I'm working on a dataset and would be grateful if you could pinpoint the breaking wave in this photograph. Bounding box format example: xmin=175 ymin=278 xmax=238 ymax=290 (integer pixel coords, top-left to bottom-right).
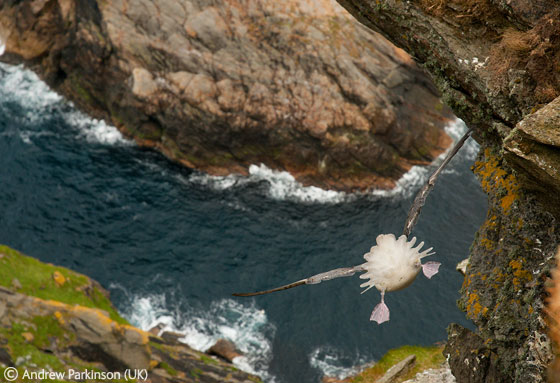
xmin=0 ymin=62 xmax=130 ymax=146
xmin=309 ymin=346 xmax=369 ymax=380
xmin=189 ymin=118 xmax=478 ymax=203
xmin=115 ymin=291 xmax=276 ymax=382
xmin=189 ymin=163 xmax=352 ymax=204
xmin=370 ymin=118 xmax=478 ymax=199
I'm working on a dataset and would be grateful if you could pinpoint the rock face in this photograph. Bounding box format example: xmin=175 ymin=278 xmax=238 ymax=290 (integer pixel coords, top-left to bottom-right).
xmin=329 ymin=0 xmax=560 ymax=381
xmin=0 ymin=286 xmax=152 ymax=371
xmin=0 ymin=0 xmax=452 ymax=191
xmin=0 ymin=245 xmax=260 ymax=383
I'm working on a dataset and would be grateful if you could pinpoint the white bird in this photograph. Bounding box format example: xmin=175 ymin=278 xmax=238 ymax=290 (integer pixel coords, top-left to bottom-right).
xmin=233 ymin=128 xmax=473 ymax=323
xmin=233 ymin=233 xmax=440 ymax=324
xmin=359 ymin=233 xmax=440 ymax=324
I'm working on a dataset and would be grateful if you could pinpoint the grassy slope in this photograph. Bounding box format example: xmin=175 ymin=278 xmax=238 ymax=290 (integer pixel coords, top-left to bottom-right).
xmin=0 ymin=245 xmax=136 ymax=381
xmin=351 ymin=344 xmax=445 ymax=382
xmin=0 ymin=245 xmax=127 ymax=324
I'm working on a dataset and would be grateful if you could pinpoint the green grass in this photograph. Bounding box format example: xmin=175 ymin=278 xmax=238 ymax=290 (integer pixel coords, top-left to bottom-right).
xmin=28 ymin=315 xmax=74 ymax=349
xmin=158 ymin=361 xmax=178 ymax=376
xmin=0 ymin=320 xmax=66 ymax=374
xmin=0 ymin=245 xmax=128 ymax=324
xmin=199 ymin=354 xmax=218 ymax=366
xmin=0 ymin=314 xmax=126 ymax=381
xmin=351 ymin=344 xmax=445 ymax=383
xmin=190 ymin=367 xmax=203 ymax=379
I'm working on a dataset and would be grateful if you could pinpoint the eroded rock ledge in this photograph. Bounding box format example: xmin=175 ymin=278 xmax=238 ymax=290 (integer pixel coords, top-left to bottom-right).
xmin=0 ymin=0 xmax=452 ymax=191
xmin=329 ymin=0 xmax=560 ymax=381
xmin=0 ymin=245 xmax=260 ymax=383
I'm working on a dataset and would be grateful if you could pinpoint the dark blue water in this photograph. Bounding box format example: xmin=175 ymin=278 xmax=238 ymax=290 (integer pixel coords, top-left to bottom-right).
xmin=0 ymin=63 xmax=486 ymax=382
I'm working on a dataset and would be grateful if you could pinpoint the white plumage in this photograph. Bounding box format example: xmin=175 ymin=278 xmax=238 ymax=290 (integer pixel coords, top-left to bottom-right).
xmin=233 ymin=233 xmax=440 ymax=324
xmin=359 ymin=234 xmax=440 ymax=324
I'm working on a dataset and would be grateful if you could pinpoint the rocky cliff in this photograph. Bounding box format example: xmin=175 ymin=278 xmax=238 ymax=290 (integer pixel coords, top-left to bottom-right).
xmin=328 ymin=0 xmax=560 ymax=381
xmin=0 ymin=245 xmax=261 ymax=383
xmin=0 ymin=0 xmax=452 ymax=191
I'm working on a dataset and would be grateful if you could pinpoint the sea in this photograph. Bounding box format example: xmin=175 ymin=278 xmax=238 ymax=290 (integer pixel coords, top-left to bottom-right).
xmin=0 ymin=62 xmax=487 ymax=383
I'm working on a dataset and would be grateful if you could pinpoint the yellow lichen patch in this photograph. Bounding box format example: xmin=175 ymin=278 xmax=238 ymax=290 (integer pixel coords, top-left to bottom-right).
xmin=490 ymin=268 xmax=506 ymax=290
xmin=500 ymin=192 xmax=516 ymax=211
xmin=54 ymin=310 xmax=65 ymax=325
xmin=52 ymin=271 xmax=66 ymax=287
xmin=473 ymin=148 xmax=520 ymax=214
xmin=494 ymin=268 xmax=505 ymax=283
xmin=510 ymin=259 xmax=533 ymax=287
xmin=466 ymin=291 xmax=488 ymax=319
xmin=462 ymin=274 xmax=472 ymax=289
xmin=22 ymin=332 xmax=34 ymax=342
xmin=122 ymin=324 xmax=150 ymax=345
xmin=487 ymin=214 xmax=498 ymax=228
xmin=479 ymin=237 xmax=495 ymax=251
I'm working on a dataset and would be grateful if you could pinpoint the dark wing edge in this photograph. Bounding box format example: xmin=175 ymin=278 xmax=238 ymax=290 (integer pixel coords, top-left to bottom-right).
xmin=403 ymin=128 xmax=473 ymax=237
xmin=232 ymin=265 xmax=364 ymax=297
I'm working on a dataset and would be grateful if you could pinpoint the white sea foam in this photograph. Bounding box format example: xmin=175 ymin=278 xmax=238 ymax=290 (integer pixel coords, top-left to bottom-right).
xmin=0 ymin=42 xmax=5 ymax=57
xmin=249 ymin=164 xmax=351 ymax=203
xmin=371 ymin=118 xmax=479 ymax=199
xmin=118 ymin=292 xmax=276 ymax=382
xmin=64 ymin=110 xmax=131 ymax=145
xmin=189 ymin=163 xmax=352 ymax=204
xmin=17 ymin=130 xmax=56 ymax=145
xmin=309 ymin=346 xmax=369 ymax=380
xmin=0 ymin=62 xmax=130 ymax=146
xmin=188 ymin=118 xmax=478 ymax=203
xmin=0 ymin=62 xmax=62 ymax=118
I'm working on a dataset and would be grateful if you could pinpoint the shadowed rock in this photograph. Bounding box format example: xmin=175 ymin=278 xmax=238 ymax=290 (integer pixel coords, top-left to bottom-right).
xmin=0 ymin=0 xmax=452 ymax=191
xmin=325 ymin=0 xmax=560 ymax=382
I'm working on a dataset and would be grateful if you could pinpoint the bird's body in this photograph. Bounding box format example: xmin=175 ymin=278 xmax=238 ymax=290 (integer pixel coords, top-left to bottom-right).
xmin=359 ymin=234 xmax=423 ymax=293
xmin=358 ymin=233 xmax=440 ymax=324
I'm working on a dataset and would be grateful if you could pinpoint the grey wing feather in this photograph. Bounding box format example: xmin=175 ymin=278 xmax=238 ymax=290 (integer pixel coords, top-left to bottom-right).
xmin=403 ymin=128 xmax=473 ymax=237
xmin=305 ymin=266 xmax=364 ymax=284
xmin=233 ymin=265 xmax=364 ymax=297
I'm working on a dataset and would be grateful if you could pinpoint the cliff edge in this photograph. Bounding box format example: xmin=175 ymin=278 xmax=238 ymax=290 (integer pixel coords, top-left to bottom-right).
xmin=329 ymin=0 xmax=560 ymax=381
xmin=0 ymin=245 xmax=261 ymax=383
xmin=0 ymin=0 xmax=453 ymax=191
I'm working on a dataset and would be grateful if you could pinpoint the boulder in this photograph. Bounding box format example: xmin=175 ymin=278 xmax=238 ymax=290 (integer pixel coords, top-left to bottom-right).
xmin=377 ymin=354 xmax=416 ymax=383
xmin=0 ymin=286 xmax=151 ymax=371
xmin=208 ymin=338 xmax=243 ymax=363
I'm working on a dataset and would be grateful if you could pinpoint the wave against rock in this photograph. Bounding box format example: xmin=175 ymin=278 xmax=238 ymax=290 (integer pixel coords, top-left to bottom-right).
xmin=0 ymin=0 xmax=451 ymax=191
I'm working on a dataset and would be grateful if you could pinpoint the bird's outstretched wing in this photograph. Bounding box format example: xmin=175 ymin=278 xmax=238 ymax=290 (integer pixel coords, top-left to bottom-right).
xmin=403 ymin=128 xmax=473 ymax=237
xmin=233 ymin=265 xmax=364 ymax=297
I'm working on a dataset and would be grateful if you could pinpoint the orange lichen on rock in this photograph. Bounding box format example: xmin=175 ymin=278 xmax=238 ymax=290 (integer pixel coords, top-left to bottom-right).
xmin=509 ymin=259 xmax=533 ymax=288
xmin=52 ymin=271 xmax=66 ymax=287
xmin=473 ymin=148 xmax=520 ymax=214
xmin=467 ymin=291 xmax=488 ymax=319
